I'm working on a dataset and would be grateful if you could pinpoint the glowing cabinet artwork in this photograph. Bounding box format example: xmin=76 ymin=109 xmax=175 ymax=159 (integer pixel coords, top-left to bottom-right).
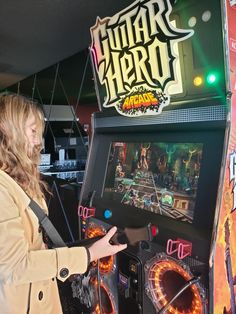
xmin=77 ymin=0 xmax=236 ymax=313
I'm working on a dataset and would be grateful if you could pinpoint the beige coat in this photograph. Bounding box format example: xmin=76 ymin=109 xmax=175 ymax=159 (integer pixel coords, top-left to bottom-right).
xmin=0 ymin=170 xmax=89 ymax=314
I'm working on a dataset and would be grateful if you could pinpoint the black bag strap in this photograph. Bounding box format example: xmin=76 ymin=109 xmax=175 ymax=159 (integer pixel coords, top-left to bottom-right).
xmin=29 ymin=199 xmax=67 ymax=248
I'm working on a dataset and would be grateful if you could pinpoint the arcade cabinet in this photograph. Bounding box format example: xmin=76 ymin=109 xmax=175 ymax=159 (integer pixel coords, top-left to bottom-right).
xmin=77 ymin=0 xmax=236 ymax=313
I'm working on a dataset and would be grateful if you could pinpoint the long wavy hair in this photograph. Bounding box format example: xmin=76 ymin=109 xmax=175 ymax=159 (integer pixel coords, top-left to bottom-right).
xmin=0 ymin=93 xmax=47 ymax=200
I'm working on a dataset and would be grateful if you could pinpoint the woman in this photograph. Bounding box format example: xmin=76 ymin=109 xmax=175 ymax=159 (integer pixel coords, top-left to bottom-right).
xmin=0 ymin=93 xmax=127 ymax=313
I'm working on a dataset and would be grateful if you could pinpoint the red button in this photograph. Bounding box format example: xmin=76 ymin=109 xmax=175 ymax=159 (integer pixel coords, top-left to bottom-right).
xmin=151 ymin=225 xmax=158 ymax=237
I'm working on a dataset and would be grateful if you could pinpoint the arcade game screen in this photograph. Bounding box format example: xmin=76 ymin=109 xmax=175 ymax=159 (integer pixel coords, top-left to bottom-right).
xmin=104 ymin=142 xmax=203 ymax=224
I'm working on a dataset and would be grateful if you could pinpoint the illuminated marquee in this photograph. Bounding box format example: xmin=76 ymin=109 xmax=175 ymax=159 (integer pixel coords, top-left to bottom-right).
xmin=90 ymin=0 xmax=194 ymax=117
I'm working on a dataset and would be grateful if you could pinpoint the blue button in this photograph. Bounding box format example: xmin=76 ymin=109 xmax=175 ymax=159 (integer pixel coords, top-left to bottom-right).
xmin=104 ymin=209 xmax=112 ymax=219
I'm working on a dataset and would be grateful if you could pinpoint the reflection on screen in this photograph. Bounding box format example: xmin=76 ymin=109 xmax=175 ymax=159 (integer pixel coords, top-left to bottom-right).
xmin=104 ymin=142 xmax=203 ymax=224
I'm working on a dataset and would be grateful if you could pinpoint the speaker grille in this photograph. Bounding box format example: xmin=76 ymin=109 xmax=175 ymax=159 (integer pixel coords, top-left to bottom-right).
xmin=94 ymin=105 xmax=227 ymax=129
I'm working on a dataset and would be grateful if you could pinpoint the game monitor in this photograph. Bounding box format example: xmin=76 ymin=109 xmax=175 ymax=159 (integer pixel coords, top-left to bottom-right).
xmin=104 ymin=141 xmax=203 ymax=224
xmin=84 ymin=125 xmax=225 ymax=235
xmin=79 ymin=123 xmax=225 ymax=262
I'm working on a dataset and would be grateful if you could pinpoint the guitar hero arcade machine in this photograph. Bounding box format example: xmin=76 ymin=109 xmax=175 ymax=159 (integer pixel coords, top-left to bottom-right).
xmin=79 ymin=0 xmax=236 ymax=312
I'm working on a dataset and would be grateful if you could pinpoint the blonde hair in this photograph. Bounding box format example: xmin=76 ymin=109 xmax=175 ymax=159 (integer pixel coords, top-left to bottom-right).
xmin=0 ymin=93 xmax=46 ymax=200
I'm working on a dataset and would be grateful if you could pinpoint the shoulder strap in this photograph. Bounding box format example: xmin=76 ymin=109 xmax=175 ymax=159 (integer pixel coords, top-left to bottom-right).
xmin=29 ymin=199 xmax=66 ymax=248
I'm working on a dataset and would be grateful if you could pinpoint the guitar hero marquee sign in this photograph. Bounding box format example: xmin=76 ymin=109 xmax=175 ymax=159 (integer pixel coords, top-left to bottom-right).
xmin=90 ymin=0 xmax=194 ymax=117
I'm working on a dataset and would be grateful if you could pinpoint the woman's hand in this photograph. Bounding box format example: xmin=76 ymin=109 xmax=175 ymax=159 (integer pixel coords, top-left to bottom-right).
xmin=88 ymin=226 xmax=127 ymax=262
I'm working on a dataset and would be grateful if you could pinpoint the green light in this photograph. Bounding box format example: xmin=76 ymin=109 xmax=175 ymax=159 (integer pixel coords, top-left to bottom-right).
xmin=207 ymin=74 xmax=216 ymax=83
xmin=206 ymin=72 xmax=217 ymax=85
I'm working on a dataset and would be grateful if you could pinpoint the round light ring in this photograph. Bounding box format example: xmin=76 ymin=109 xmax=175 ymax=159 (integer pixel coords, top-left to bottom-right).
xmin=86 ymin=223 xmax=114 ymax=274
xmin=90 ymin=278 xmax=116 ymax=314
xmin=147 ymin=258 xmax=203 ymax=313
xmin=86 ymin=222 xmax=106 ymax=239
xmin=99 ymin=255 xmax=115 ymax=274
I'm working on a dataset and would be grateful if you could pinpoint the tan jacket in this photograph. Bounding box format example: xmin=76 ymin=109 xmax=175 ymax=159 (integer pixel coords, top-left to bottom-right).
xmin=0 ymin=170 xmax=88 ymax=314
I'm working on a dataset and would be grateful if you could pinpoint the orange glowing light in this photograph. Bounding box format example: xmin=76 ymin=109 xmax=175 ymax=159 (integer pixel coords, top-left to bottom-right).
xmin=146 ymin=258 xmax=203 ymax=314
xmin=86 ymin=223 xmax=114 ymax=274
xmin=91 ymin=278 xmax=116 ymax=314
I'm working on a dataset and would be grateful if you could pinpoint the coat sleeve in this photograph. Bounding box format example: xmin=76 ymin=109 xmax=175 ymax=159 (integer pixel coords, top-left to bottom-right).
xmin=0 ymin=187 xmax=89 ymax=285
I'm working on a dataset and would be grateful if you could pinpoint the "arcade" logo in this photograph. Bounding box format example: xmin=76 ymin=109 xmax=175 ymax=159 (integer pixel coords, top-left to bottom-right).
xmin=90 ymin=0 xmax=194 ymax=117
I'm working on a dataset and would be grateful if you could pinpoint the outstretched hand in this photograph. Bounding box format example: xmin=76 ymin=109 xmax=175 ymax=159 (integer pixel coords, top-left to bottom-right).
xmin=88 ymin=226 xmax=127 ymax=262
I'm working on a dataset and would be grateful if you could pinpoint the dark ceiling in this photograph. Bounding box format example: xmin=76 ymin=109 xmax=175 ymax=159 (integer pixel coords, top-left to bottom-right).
xmin=0 ymin=0 xmax=134 ymax=105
